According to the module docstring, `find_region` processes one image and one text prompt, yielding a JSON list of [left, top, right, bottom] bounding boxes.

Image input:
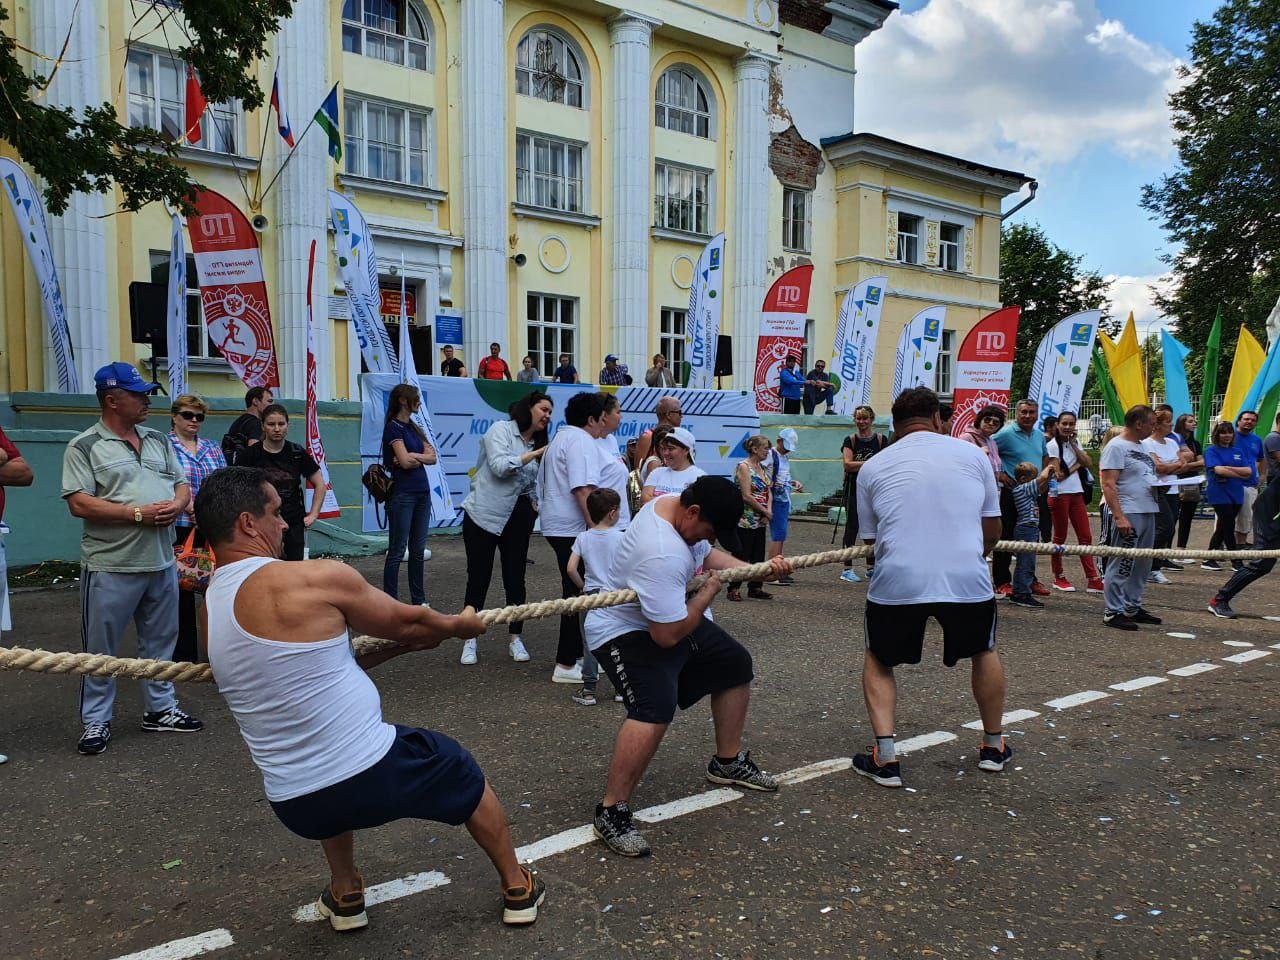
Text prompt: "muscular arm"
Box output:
[[982, 515, 1001, 555], [0, 456, 33, 487]]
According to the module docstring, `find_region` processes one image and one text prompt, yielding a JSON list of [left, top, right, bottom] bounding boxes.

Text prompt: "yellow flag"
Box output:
[[1218, 325, 1265, 424], [1098, 330, 1118, 367], [1108, 313, 1148, 410]]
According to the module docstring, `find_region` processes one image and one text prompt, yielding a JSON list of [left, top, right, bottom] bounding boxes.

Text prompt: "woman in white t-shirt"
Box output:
[[641, 426, 704, 502], [1141, 408, 1190, 580], [1045, 411, 1102, 593], [594, 394, 632, 532]]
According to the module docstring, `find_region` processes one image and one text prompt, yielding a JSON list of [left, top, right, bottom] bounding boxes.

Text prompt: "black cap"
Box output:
[[680, 475, 743, 545]]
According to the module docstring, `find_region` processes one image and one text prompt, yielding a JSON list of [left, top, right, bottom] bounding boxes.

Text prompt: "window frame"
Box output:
[[653, 161, 711, 237], [655, 66, 712, 139], [527, 293, 578, 379], [896, 212, 921, 264], [343, 93, 432, 188], [659, 307, 687, 373], [936, 328, 956, 396], [782, 186, 812, 254], [341, 0, 432, 72], [126, 47, 241, 155], [515, 131, 585, 214], [515, 28, 586, 109], [939, 221, 962, 272]]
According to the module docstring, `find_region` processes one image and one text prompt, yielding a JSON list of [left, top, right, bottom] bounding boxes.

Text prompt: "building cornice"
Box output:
[[337, 173, 447, 206], [651, 225, 713, 246], [823, 132, 1032, 197], [513, 203, 602, 230], [821, 1, 897, 46], [835, 254, 1000, 285]]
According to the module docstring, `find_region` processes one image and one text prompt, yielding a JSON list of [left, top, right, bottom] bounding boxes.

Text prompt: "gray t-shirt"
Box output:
[[1099, 437, 1158, 515]]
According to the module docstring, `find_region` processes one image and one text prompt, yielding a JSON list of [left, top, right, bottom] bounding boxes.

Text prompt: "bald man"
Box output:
[[633, 397, 684, 468]]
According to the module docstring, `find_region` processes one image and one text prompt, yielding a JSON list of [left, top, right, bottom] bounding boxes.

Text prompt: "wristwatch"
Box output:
[[133, 506, 143, 524]]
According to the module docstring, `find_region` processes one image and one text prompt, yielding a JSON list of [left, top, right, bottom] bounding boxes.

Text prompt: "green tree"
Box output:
[[1000, 222, 1113, 399], [0, 0, 294, 215], [1141, 0, 1280, 388]]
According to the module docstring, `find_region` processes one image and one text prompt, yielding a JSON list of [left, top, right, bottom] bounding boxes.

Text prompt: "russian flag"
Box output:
[[270, 66, 295, 147]]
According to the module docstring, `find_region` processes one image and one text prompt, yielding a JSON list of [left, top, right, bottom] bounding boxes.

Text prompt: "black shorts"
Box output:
[[596, 618, 754, 725], [863, 599, 997, 668]]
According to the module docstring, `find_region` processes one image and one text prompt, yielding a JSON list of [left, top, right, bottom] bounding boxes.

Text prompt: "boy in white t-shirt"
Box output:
[[567, 488, 625, 706]]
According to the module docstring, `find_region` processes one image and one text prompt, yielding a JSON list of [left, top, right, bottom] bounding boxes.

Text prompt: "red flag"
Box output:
[[184, 65, 207, 143]]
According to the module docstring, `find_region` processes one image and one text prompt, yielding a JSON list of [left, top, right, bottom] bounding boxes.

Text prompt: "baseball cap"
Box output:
[[666, 426, 697, 457], [94, 362, 159, 394], [604, 354, 619, 362], [680, 475, 743, 545], [778, 428, 799, 453]]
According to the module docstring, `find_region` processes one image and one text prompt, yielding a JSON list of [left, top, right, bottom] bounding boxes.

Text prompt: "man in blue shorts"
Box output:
[[767, 428, 803, 583], [196, 467, 545, 933]]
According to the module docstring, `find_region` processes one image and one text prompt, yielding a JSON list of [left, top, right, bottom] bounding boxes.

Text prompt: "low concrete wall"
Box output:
[[758, 412, 891, 513]]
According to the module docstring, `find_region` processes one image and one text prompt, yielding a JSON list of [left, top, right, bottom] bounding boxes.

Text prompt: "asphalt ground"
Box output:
[[0, 518, 1277, 960]]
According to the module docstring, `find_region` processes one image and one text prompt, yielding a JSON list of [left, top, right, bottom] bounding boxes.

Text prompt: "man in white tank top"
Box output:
[[195, 467, 545, 932]]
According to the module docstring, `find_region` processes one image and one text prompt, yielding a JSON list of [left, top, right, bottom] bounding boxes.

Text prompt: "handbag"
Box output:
[[362, 462, 394, 504], [175, 528, 216, 594]]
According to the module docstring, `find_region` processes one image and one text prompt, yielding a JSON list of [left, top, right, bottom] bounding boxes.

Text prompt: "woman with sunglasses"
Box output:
[[167, 394, 226, 661]]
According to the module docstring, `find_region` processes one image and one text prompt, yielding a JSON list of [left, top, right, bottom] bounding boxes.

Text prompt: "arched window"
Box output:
[[655, 66, 711, 139], [342, 0, 431, 72], [515, 29, 585, 109]]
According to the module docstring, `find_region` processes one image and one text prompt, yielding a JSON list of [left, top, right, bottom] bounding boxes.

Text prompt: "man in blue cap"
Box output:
[[62, 363, 203, 756]]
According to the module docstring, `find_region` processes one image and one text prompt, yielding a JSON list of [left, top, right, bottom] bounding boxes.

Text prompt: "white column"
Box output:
[[461, 0, 508, 365], [274, 0, 331, 399], [608, 12, 660, 376], [730, 51, 777, 389], [32, 0, 110, 390]]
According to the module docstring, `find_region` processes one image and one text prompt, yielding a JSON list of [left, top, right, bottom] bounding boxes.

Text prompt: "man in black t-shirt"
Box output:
[[441, 345, 467, 377], [221, 386, 274, 465], [839, 405, 888, 582]]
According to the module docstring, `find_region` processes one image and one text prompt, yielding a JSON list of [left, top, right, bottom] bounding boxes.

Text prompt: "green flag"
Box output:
[[1195, 307, 1222, 447], [1091, 344, 1124, 424], [1258, 380, 1280, 444]]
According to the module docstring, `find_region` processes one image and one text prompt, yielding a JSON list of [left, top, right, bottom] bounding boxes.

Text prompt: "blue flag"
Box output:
[[1160, 328, 1192, 419], [1240, 334, 1280, 414], [314, 84, 341, 161]]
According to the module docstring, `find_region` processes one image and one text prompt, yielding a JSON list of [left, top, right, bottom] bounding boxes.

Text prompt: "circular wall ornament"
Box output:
[[752, 0, 777, 28], [538, 235, 570, 274], [671, 254, 695, 290]]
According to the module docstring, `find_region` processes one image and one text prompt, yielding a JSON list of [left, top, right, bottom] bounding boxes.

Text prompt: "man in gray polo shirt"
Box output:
[[62, 363, 203, 755], [1099, 404, 1162, 631]]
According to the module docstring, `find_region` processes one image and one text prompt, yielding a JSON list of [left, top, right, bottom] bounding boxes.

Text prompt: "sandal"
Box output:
[[727, 589, 743, 602]]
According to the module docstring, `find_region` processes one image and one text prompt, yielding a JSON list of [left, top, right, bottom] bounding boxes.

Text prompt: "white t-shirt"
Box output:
[[856, 430, 1001, 605], [571, 526, 625, 593], [584, 499, 712, 651], [644, 464, 706, 497], [595, 435, 632, 530], [1048, 439, 1084, 496], [1142, 435, 1181, 489], [537, 425, 600, 537]]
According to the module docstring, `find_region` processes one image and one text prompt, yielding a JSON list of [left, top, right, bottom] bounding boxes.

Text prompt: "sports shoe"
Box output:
[[593, 801, 650, 857], [994, 583, 1014, 598], [316, 881, 368, 932], [141, 708, 203, 733], [1086, 579, 1105, 594], [851, 747, 902, 788], [1031, 581, 1051, 597], [776, 576, 796, 586], [502, 866, 546, 925], [1128, 607, 1162, 625], [1171, 557, 1196, 566], [978, 739, 1013, 772], [839, 569, 862, 583], [1052, 577, 1076, 592], [552, 662, 583, 684], [746, 589, 774, 600], [508, 637, 530, 662], [1207, 597, 1237, 619], [706, 751, 779, 792], [77, 722, 111, 756], [1147, 570, 1172, 585], [572, 687, 597, 706], [1103, 611, 1139, 631], [1008, 594, 1044, 608], [460, 638, 478, 665], [1200, 560, 1222, 571]]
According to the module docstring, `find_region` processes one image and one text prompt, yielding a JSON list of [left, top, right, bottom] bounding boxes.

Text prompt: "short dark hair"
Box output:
[[599, 392, 619, 414], [1236, 409, 1258, 423], [891, 387, 940, 426], [565, 391, 607, 427], [261, 403, 289, 423], [679, 475, 743, 539], [195, 467, 273, 546], [939, 403, 953, 420], [1212, 420, 1236, 444], [975, 404, 1006, 428], [1042, 415, 1058, 430], [245, 386, 271, 408], [586, 487, 621, 524], [510, 390, 552, 432], [490, 342, 501, 350], [1123, 404, 1154, 428], [1154, 403, 1174, 416]]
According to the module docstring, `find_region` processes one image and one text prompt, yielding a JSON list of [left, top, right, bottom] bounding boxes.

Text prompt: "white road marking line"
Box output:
[[962, 708, 1040, 730], [636, 788, 742, 823], [1222, 640, 1255, 647], [1272, 642, 1280, 650], [776, 757, 852, 785], [1264, 616, 1280, 623], [1108, 676, 1168, 692], [294, 871, 450, 922], [1044, 690, 1110, 710], [1222, 649, 1273, 664], [110, 929, 234, 960], [516, 825, 596, 863], [1166, 632, 1197, 639], [1168, 662, 1220, 676], [896, 731, 958, 754]]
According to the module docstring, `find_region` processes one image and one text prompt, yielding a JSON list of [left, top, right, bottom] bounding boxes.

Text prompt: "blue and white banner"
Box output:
[[165, 213, 188, 399], [684, 232, 726, 389], [0, 159, 78, 392], [831, 275, 888, 414], [359, 377, 757, 532], [1028, 309, 1100, 420], [328, 190, 397, 373], [891, 305, 946, 398]]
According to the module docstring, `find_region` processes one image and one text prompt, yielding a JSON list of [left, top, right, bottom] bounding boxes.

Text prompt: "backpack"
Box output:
[[220, 414, 258, 466]]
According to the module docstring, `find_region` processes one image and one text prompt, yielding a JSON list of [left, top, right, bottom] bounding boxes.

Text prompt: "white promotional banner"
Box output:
[[303, 240, 340, 518], [359, 378, 758, 532], [830, 275, 888, 414], [1027, 309, 1101, 421], [684, 232, 726, 389], [328, 190, 397, 373], [891, 305, 946, 398], [0, 159, 78, 391], [165, 213, 188, 399]]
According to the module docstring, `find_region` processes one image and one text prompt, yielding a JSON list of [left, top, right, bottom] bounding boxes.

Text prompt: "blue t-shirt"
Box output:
[[1234, 432, 1264, 486], [383, 419, 430, 494], [1204, 443, 1250, 505], [993, 424, 1048, 479], [552, 364, 578, 383]]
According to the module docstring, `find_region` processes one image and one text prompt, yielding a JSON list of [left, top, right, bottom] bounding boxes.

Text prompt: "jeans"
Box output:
[[1049, 492, 1100, 582], [802, 393, 833, 415], [1208, 503, 1240, 554], [462, 497, 535, 634], [547, 535, 584, 667], [1012, 521, 1040, 596], [992, 486, 1019, 587], [1103, 512, 1155, 615], [383, 489, 430, 605]]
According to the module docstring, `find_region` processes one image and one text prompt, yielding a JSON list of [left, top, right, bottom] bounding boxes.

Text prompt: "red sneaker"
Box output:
[[1031, 581, 1051, 597], [995, 583, 1013, 598], [1052, 577, 1076, 592], [1085, 579, 1105, 594]]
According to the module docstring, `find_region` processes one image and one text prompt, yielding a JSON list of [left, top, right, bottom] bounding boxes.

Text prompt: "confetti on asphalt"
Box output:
[[897, 828, 910, 834], [1149, 909, 1162, 916], [1099, 817, 1113, 822], [1114, 914, 1127, 921], [954, 855, 964, 861], [602, 904, 613, 913], [161, 859, 182, 870], [905, 787, 918, 793], [820, 907, 833, 914], [761, 836, 770, 842], [1007, 810, 1017, 818], [774, 821, 785, 826], [800, 809, 811, 814], [1006, 931, 1015, 940], [1167, 632, 1196, 639]]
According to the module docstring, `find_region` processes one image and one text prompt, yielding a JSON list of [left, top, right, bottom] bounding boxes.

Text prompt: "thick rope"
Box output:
[[1, 541, 1276, 684]]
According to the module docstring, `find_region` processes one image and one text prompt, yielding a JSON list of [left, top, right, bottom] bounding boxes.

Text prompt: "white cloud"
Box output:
[[855, 0, 1183, 171], [1105, 272, 1176, 335]]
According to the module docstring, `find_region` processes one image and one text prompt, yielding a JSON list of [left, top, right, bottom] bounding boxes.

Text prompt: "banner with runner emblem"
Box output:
[[753, 264, 813, 412], [1027, 309, 1100, 421], [891, 305, 946, 398], [949, 306, 1020, 436], [830, 275, 888, 415], [185, 189, 280, 388], [684, 233, 725, 390]]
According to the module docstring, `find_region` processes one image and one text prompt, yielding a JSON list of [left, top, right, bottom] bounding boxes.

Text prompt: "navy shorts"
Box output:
[[769, 499, 791, 543], [597, 618, 754, 725], [863, 599, 997, 668], [269, 725, 486, 841]]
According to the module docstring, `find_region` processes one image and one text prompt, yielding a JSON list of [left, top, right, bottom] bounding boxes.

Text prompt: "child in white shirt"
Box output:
[[567, 488, 624, 705]]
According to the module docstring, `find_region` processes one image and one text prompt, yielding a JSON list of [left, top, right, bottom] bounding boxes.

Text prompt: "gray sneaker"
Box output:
[[593, 801, 651, 857], [706, 751, 779, 792]]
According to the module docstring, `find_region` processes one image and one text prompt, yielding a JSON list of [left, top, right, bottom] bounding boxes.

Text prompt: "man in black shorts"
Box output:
[[852, 387, 1010, 788], [584, 476, 791, 856]]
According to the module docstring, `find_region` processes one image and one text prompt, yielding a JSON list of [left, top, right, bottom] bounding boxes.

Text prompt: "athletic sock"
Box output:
[[982, 730, 1004, 750], [715, 753, 741, 765], [875, 736, 896, 762]]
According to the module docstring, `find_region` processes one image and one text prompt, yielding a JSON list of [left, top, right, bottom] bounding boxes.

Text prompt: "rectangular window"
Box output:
[[782, 187, 812, 253], [527, 293, 577, 378], [654, 162, 710, 235], [342, 0, 430, 71], [126, 48, 239, 154], [148, 251, 220, 361], [939, 222, 962, 271], [896, 213, 921, 264], [936, 328, 956, 395], [800, 318, 815, 373], [659, 307, 686, 373], [343, 95, 429, 187], [515, 133, 584, 213]]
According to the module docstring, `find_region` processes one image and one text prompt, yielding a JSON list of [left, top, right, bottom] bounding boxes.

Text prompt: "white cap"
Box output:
[[778, 428, 799, 453], [666, 426, 698, 458]]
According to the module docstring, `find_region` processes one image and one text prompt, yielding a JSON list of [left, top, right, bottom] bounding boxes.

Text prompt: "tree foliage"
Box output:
[[0, 0, 293, 215], [1141, 0, 1280, 385], [1000, 222, 1113, 400]]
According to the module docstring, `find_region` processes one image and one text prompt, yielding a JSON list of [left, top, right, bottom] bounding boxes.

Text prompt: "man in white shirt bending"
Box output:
[[852, 387, 1009, 789], [196, 467, 544, 933]]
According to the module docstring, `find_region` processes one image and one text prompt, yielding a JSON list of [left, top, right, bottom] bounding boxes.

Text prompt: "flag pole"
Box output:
[[251, 60, 277, 202], [255, 110, 321, 206]]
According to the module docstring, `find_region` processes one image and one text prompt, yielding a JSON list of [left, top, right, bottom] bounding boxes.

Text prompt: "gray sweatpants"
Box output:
[[80, 566, 179, 725], [1103, 512, 1156, 616]]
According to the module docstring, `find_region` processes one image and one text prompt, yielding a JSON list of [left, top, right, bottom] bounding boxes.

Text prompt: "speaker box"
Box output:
[[128, 281, 167, 346], [713, 334, 733, 377]]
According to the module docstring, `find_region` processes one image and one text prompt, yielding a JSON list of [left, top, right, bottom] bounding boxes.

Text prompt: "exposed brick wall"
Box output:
[[779, 0, 833, 33], [769, 124, 825, 190]]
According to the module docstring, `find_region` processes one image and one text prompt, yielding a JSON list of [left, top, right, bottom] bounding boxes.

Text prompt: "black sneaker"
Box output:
[[502, 866, 546, 925], [1008, 594, 1044, 608], [593, 802, 650, 857], [851, 747, 902, 788], [141, 708, 204, 733], [1103, 611, 1139, 631], [1207, 597, 1237, 619], [316, 882, 368, 932], [77, 722, 111, 756], [1200, 560, 1221, 571], [776, 576, 796, 586], [1128, 608, 1162, 625], [978, 739, 1013, 772], [706, 751, 779, 792]]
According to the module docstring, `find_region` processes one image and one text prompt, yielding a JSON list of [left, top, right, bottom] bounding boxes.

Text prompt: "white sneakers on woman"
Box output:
[[460, 636, 531, 664], [509, 637, 530, 661], [460, 639, 478, 665]]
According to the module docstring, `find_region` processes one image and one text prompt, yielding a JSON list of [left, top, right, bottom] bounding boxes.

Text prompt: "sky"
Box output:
[[855, 0, 1222, 337]]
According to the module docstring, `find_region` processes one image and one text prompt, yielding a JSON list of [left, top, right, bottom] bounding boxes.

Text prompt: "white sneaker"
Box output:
[[460, 639, 478, 665], [840, 569, 862, 583], [1147, 570, 1172, 585], [403, 548, 433, 562], [509, 637, 530, 662], [552, 663, 583, 684]]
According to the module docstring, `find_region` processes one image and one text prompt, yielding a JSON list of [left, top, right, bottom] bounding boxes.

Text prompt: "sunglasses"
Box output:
[[177, 411, 206, 422]]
